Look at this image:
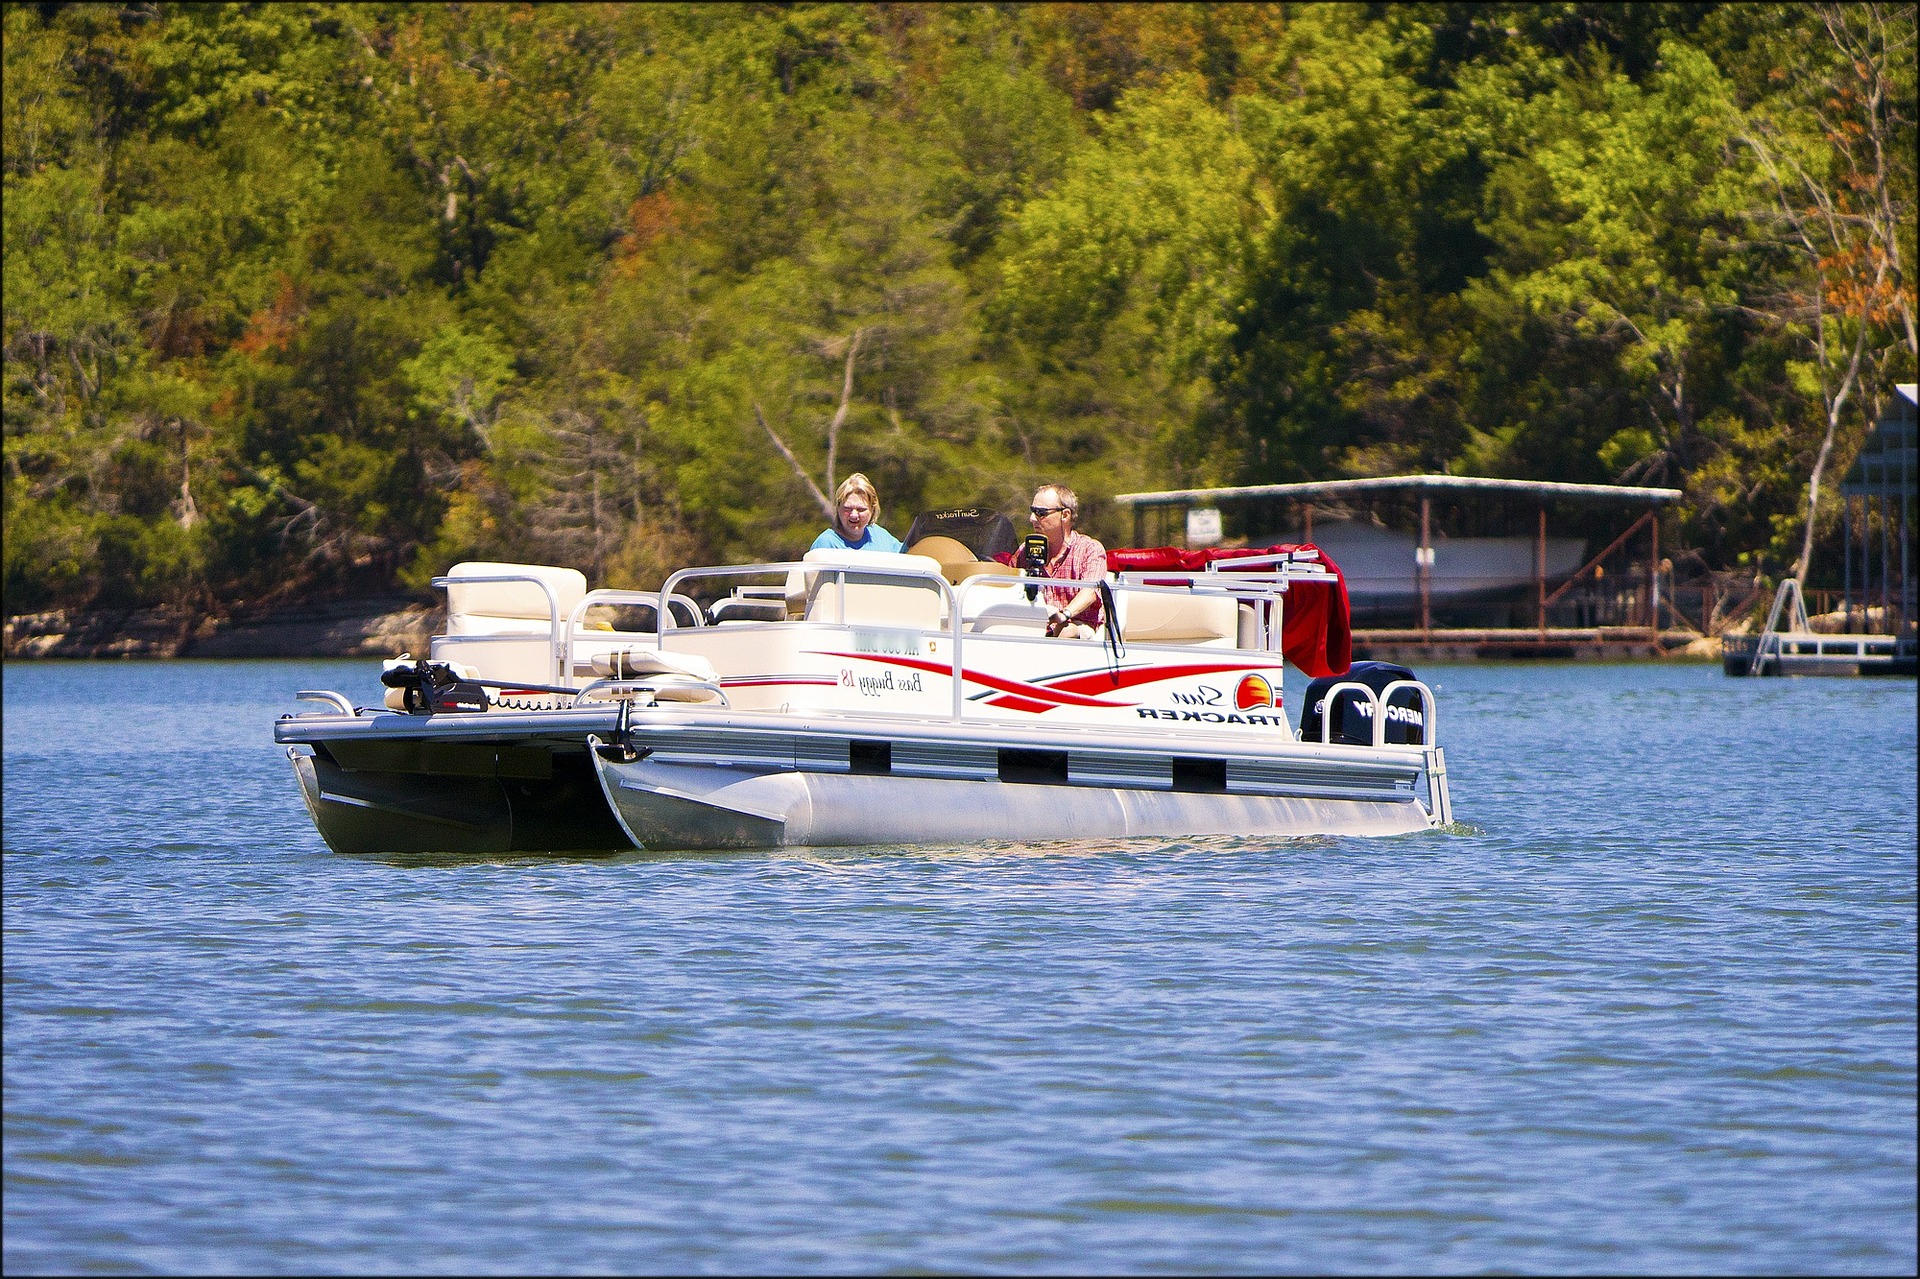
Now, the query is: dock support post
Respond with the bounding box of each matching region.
[1881,493,1891,631]
[1419,496,1431,641]
[1648,511,1660,637]
[1537,507,1547,640]
[1844,496,1854,630]
[1902,469,1912,640]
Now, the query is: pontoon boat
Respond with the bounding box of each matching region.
[274,525,1452,854]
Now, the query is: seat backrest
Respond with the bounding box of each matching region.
[430,635,558,687]
[800,549,946,629]
[955,577,1045,634]
[1118,589,1240,647]
[444,562,586,636]
[907,535,975,571]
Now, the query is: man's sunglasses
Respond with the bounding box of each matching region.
[1030,505,1067,518]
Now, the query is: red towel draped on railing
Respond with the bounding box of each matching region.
[1106,544,1352,678]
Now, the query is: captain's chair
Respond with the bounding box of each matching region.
[430,561,586,687]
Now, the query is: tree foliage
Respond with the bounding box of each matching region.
[3,2,1914,616]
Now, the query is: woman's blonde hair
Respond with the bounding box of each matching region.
[835,472,880,526]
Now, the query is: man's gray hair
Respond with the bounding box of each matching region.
[1036,482,1078,515]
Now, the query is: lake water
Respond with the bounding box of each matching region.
[3,658,1914,1275]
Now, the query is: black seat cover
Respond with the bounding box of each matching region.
[902,508,1021,563]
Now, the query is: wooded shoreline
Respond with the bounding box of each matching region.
[2,598,438,661]
[6,4,1914,630]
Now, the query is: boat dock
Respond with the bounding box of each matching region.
[1722,629,1915,677]
[1723,384,1916,677]
[1353,627,1691,663]
[1114,472,1707,662]
[1721,579,1915,677]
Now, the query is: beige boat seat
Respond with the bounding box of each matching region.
[588,647,724,702]
[431,561,587,686]
[443,561,586,634]
[1116,588,1240,648]
[799,549,947,629]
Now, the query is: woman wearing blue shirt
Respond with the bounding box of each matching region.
[811,473,904,553]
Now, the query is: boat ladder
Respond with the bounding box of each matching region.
[1749,578,1812,676]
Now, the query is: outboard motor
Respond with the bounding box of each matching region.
[1299,661,1425,746]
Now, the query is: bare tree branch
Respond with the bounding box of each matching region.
[754,400,833,520]
[824,326,864,497]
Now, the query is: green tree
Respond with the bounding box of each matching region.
[1465,41,1752,488]
[1725,2,1917,580]
[992,71,1272,517]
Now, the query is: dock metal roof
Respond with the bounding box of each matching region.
[1841,382,1916,498]
[1113,473,1686,508]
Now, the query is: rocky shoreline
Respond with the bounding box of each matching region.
[3,596,441,661]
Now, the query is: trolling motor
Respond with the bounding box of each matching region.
[1022,532,1050,602]
[380,655,590,714]
[380,655,489,714]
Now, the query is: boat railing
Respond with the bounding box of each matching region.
[295,690,358,716]
[1199,549,1339,580]
[428,568,706,688]
[660,558,958,627]
[1310,678,1440,750]
[1205,558,1337,653]
[656,557,1329,638]
[663,558,952,715]
[431,568,571,685]
[654,558,1322,722]
[565,588,705,678]
[1111,564,1311,653]
[568,588,705,634]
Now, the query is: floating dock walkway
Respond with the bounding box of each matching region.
[1721,580,1916,677]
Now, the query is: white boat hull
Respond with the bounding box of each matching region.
[588,706,1444,851]
[596,761,1435,850]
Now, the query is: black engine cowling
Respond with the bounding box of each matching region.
[1299,661,1426,746]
